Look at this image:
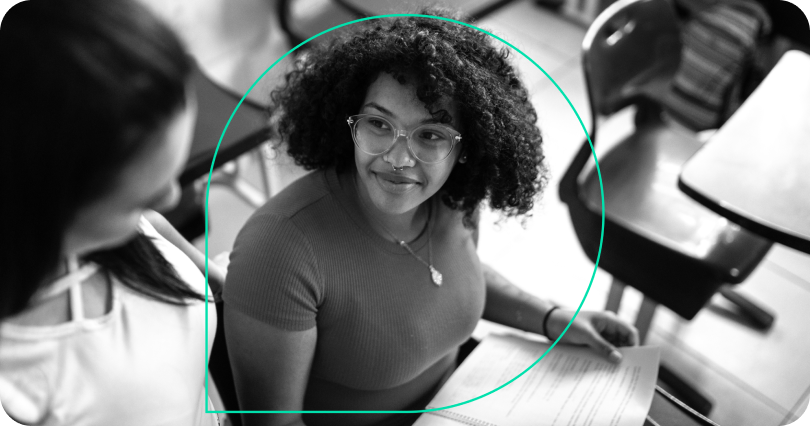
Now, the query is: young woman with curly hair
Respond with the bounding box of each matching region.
[224,10,638,426]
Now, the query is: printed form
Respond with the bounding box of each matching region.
[414,334,660,426]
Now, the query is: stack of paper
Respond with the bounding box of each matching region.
[414,334,660,426]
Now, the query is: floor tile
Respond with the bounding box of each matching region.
[530,65,595,184]
[483,0,587,61]
[475,18,574,95]
[765,245,810,292]
[195,178,257,258]
[477,205,615,312]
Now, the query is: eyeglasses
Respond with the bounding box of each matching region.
[347,114,462,164]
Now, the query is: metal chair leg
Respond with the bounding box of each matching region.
[606,278,625,313]
[605,279,713,417]
[635,296,658,345]
[207,157,269,209]
[719,285,775,330]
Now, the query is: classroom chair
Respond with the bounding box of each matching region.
[558,0,774,415]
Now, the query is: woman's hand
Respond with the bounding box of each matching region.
[207,252,230,302]
[545,309,639,363]
[143,210,229,301]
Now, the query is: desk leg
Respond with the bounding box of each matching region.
[603,278,714,416]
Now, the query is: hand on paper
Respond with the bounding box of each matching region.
[545,309,639,363]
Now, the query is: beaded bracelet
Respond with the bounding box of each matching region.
[542,306,560,339]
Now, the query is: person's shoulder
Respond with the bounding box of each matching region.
[0,370,51,426]
[233,170,332,254]
[255,169,331,220]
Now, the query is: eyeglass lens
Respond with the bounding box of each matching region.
[353,116,456,163]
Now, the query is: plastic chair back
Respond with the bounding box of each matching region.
[180,63,271,187]
[582,0,681,118]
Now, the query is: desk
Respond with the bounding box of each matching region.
[679,50,810,254]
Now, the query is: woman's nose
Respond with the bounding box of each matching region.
[385,133,415,168]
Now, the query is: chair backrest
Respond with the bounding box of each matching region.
[582,0,681,118]
[179,63,271,187]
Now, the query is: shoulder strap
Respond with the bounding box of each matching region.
[33,257,99,322]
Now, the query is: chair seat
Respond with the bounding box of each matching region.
[570,121,771,318]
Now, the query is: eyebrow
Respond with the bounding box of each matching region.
[361,102,445,125]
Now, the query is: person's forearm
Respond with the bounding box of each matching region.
[481,263,556,336]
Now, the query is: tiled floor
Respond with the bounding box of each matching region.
[139,0,810,424]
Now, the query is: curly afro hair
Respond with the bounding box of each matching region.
[270,8,547,224]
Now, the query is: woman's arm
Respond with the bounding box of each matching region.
[481,263,555,335]
[481,263,638,362]
[225,306,316,426]
[143,210,227,299]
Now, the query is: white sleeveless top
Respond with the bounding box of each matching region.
[0,218,218,426]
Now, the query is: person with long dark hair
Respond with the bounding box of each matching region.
[0,0,223,424]
[223,9,639,426]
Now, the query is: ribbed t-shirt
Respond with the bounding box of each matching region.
[224,168,486,426]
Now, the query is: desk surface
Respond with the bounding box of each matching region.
[679,50,810,254]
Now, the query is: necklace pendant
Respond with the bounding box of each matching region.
[429,265,443,286]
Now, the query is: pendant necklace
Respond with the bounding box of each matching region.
[382,202,442,286]
[355,176,443,286]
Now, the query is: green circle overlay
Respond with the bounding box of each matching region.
[204,13,605,415]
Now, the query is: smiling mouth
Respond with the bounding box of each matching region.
[375,171,419,184]
[372,171,421,192]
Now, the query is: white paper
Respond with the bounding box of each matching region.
[414,334,660,426]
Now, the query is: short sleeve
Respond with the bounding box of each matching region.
[0,369,50,424]
[223,213,323,331]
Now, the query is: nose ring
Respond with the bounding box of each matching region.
[392,164,405,171]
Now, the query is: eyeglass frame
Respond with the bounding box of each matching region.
[346,113,463,165]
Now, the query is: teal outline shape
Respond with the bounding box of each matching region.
[203,13,605,416]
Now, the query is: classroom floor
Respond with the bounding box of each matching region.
[138,0,810,424]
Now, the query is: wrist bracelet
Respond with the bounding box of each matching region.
[542,306,560,339]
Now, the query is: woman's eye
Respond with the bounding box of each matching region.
[368,118,389,129]
[419,130,446,141]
